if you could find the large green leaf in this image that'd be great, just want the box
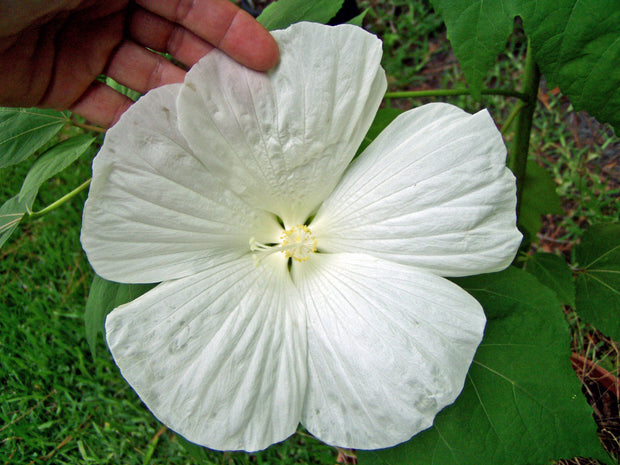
[525,0,620,132]
[0,107,69,168]
[575,223,620,340]
[427,0,521,100]
[360,267,608,465]
[0,135,95,248]
[429,0,620,132]
[525,252,575,307]
[84,275,156,356]
[257,0,344,30]
[518,160,563,239]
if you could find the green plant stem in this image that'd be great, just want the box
[385,88,530,101]
[70,118,106,133]
[28,179,91,219]
[508,40,541,218]
[501,101,525,135]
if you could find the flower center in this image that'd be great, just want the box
[280,225,317,261]
[250,225,317,265]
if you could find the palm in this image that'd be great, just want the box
[0,0,278,127]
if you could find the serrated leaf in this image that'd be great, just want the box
[525,252,575,307]
[428,0,522,99]
[519,160,563,239]
[0,135,95,248]
[0,107,69,168]
[356,107,403,156]
[85,275,155,356]
[360,267,607,465]
[575,223,620,340]
[0,193,33,248]
[257,0,344,30]
[525,0,620,132]
[18,134,95,200]
[429,0,620,131]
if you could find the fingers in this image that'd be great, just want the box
[0,23,55,107]
[135,0,279,71]
[128,6,214,67]
[104,40,186,94]
[70,81,133,128]
[68,0,279,128]
[39,7,126,110]
[217,6,280,70]
[71,0,279,128]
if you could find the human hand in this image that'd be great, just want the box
[0,0,279,127]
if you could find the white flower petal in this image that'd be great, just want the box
[312,103,522,277]
[176,22,386,226]
[293,253,485,449]
[105,255,307,452]
[81,84,281,283]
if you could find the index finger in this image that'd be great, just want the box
[135,0,279,71]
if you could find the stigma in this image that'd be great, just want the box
[250,225,317,265]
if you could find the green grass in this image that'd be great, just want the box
[2,1,619,463]
[530,95,620,243]
[0,153,336,464]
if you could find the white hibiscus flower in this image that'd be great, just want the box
[81,22,522,452]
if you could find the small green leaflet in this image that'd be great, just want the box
[257,0,344,30]
[356,107,403,156]
[575,223,620,340]
[429,0,620,132]
[85,275,156,356]
[17,134,95,200]
[0,134,95,248]
[104,76,142,102]
[0,107,69,168]
[347,8,368,27]
[360,267,608,465]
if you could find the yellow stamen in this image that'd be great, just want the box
[250,224,317,265]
